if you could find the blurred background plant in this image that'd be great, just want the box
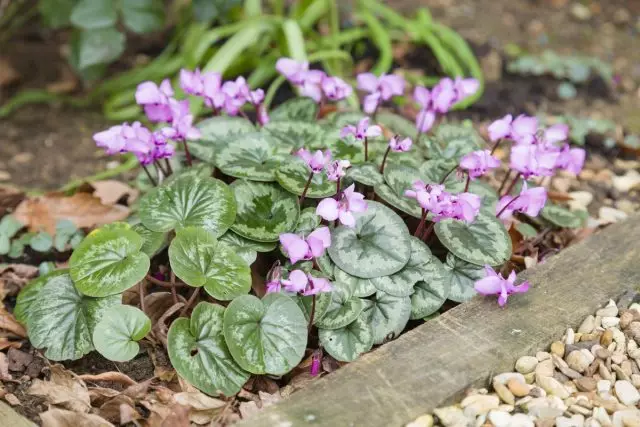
[0,0,483,121]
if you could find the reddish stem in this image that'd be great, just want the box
[180,287,200,317]
[164,159,173,176]
[183,140,193,167]
[497,170,512,194]
[496,195,521,218]
[490,138,502,155]
[422,222,435,241]
[439,165,458,184]
[170,272,178,305]
[364,136,369,162]
[414,209,428,237]
[139,281,146,314]
[463,174,471,192]
[502,172,522,197]
[308,295,317,334]
[380,146,391,174]
[299,172,314,205]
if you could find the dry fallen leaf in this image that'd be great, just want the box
[90,180,139,206]
[88,387,120,407]
[0,56,20,88]
[98,395,137,424]
[0,264,39,299]
[45,66,78,94]
[14,192,129,234]
[28,365,91,413]
[0,352,10,380]
[4,392,21,406]
[0,338,22,351]
[0,307,27,338]
[173,391,226,425]
[40,408,114,427]
[0,184,25,216]
[77,372,137,387]
[145,292,186,326]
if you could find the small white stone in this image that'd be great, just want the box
[493,372,526,385]
[510,413,535,427]
[432,406,470,427]
[536,351,552,361]
[598,380,612,393]
[578,315,597,333]
[614,380,640,406]
[537,376,570,398]
[556,414,586,427]
[488,410,512,427]
[515,356,539,374]
[566,328,576,344]
[405,414,434,427]
[593,407,612,425]
[460,394,499,417]
[584,418,601,427]
[581,349,596,364]
[602,317,621,328]
[596,300,619,318]
[566,350,591,373]
[612,409,640,427]
[535,359,555,378]
[630,303,640,313]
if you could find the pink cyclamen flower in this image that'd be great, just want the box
[510,144,560,178]
[555,144,585,175]
[450,192,481,223]
[405,182,449,214]
[453,77,480,101]
[460,150,501,179]
[389,136,412,153]
[340,117,382,141]
[322,76,353,101]
[179,69,204,96]
[357,73,405,114]
[297,149,332,173]
[431,78,457,114]
[135,79,174,123]
[202,72,225,110]
[487,114,538,144]
[279,227,331,265]
[162,100,201,141]
[280,270,333,296]
[303,275,333,296]
[326,159,351,181]
[120,122,153,157]
[488,114,513,142]
[544,123,569,144]
[299,70,326,102]
[265,262,283,294]
[219,77,250,115]
[93,125,126,155]
[276,58,309,85]
[316,184,367,227]
[496,181,547,222]
[474,266,530,306]
[414,86,431,110]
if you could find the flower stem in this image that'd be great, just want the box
[164,159,173,176]
[316,98,325,120]
[155,160,169,177]
[335,179,341,199]
[490,138,502,155]
[497,170,511,194]
[422,222,435,241]
[299,172,314,204]
[414,209,428,237]
[143,165,157,186]
[496,195,521,218]
[364,136,369,162]
[380,146,391,174]
[170,272,178,305]
[439,164,458,184]
[502,172,522,197]
[308,294,317,334]
[463,174,471,192]
[180,287,200,317]
[183,140,193,167]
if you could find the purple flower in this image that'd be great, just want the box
[202,72,225,109]
[414,86,431,110]
[137,131,175,165]
[265,280,282,294]
[276,58,309,85]
[510,144,560,178]
[405,182,448,213]
[496,181,547,222]
[299,70,326,102]
[265,262,283,294]
[453,77,480,101]
[357,73,405,114]
[304,275,333,296]
[326,159,351,181]
[555,144,585,175]
[179,69,205,96]
[135,79,174,123]
[474,266,530,306]
[220,77,250,116]
[487,114,538,144]
[389,136,412,153]
[93,125,126,155]
[449,192,481,223]
[431,78,457,113]
[544,123,569,144]
[488,114,513,142]
[297,149,332,173]
[279,227,331,265]
[322,76,353,101]
[340,117,382,141]
[415,109,437,134]
[460,150,501,179]
[280,270,333,296]
[162,100,201,141]
[316,184,367,227]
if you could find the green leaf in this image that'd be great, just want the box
[230,180,299,242]
[291,292,332,324]
[70,0,117,29]
[39,0,77,28]
[364,291,411,344]
[375,111,416,137]
[409,248,451,319]
[92,305,151,362]
[445,253,484,303]
[325,136,365,163]
[329,111,367,128]
[435,211,512,266]
[334,268,376,298]
[223,293,307,375]
[131,224,166,257]
[345,163,384,187]
[168,302,250,396]
[264,121,326,151]
[121,0,165,34]
[190,115,256,164]
[139,175,236,237]
[515,222,538,238]
[0,235,9,256]
[270,97,318,122]
[219,231,276,265]
[328,201,412,279]
[419,158,458,183]
[293,207,321,235]
[541,204,584,228]
[30,232,53,252]
[70,232,84,249]
[215,132,283,181]
[314,287,364,330]
[316,253,335,279]
[15,270,120,361]
[70,223,150,297]
[425,123,483,160]
[372,237,441,297]
[169,227,251,300]
[8,239,25,258]
[76,28,125,69]
[375,163,423,218]
[0,215,23,238]
[165,163,214,185]
[54,220,78,252]
[319,312,374,362]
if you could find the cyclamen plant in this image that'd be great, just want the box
[14,58,586,398]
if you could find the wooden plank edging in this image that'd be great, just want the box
[240,213,640,427]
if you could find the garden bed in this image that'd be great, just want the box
[238,212,640,426]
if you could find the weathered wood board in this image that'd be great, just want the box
[240,214,640,427]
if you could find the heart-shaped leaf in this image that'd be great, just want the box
[319,311,374,362]
[291,292,332,325]
[0,215,24,238]
[132,223,166,257]
[424,123,483,160]
[444,253,485,303]
[263,121,325,150]
[541,204,584,228]
[92,305,151,362]
[314,287,364,330]
[364,291,411,344]
[139,175,236,237]
[30,232,53,252]
[419,158,458,183]
[223,293,307,375]
[215,132,285,182]
[293,207,321,235]
[371,237,439,297]
[435,211,512,266]
[70,223,150,297]
[230,180,299,242]
[334,267,376,298]
[345,163,384,187]
[328,201,412,279]
[410,254,451,319]
[270,97,318,122]
[316,253,335,279]
[375,163,423,218]
[168,302,250,396]
[169,227,251,300]
[219,231,276,265]
[15,270,120,361]
[275,158,335,198]
[324,135,365,163]
[190,116,255,163]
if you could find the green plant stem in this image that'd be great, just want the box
[502,172,522,197]
[143,166,158,187]
[272,0,285,15]
[299,172,314,204]
[180,288,200,317]
[308,295,316,333]
[165,159,173,176]
[380,146,391,173]
[414,209,428,237]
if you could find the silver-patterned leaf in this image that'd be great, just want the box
[375,163,423,218]
[190,116,256,163]
[334,267,376,298]
[541,204,584,228]
[218,231,276,265]
[168,302,250,396]
[345,162,384,186]
[264,121,325,151]
[375,111,417,138]
[424,123,484,160]
[363,291,411,344]
[319,312,374,362]
[223,293,307,375]
[139,175,236,237]
[316,253,335,279]
[410,253,451,319]
[291,292,332,324]
[445,253,485,303]
[132,223,166,257]
[275,157,336,198]
[215,132,285,181]
[419,158,458,183]
[294,207,321,235]
[270,97,318,122]
[328,201,412,279]
[328,111,366,128]
[314,287,364,330]
[435,211,512,266]
[230,180,299,242]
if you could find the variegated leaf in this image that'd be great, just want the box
[375,111,417,138]
[419,158,458,183]
[328,201,412,279]
[375,163,423,218]
[230,180,299,242]
[223,293,307,375]
[316,253,335,279]
[445,253,485,303]
[215,132,285,181]
[168,227,251,300]
[168,302,250,396]
[424,123,483,160]
[345,162,384,187]
[139,175,236,237]
[70,223,150,297]
[435,211,512,266]
[219,231,276,265]
[294,207,321,235]
[363,291,412,344]
[319,311,374,362]
[291,292,332,324]
[410,253,451,319]
[314,287,364,330]
[334,267,377,298]
[275,158,335,198]
[190,116,256,163]
[541,204,584,228]
[270,97,318,122]
[93,305,151,362]
[263,121,325,151]
[132,223,166,257]
[329,111,366,128]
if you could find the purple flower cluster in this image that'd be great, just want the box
[316,184,368,227]
[405,182,481,223]
[414,77,479,134]
[93,121,175,166]
[340,117,382,142]
[474,266,530,306]
[460,150,501,180]
[357,73,405,114]
[496,181,547,223]
[266,269,332,296]
[276,58,352,103]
